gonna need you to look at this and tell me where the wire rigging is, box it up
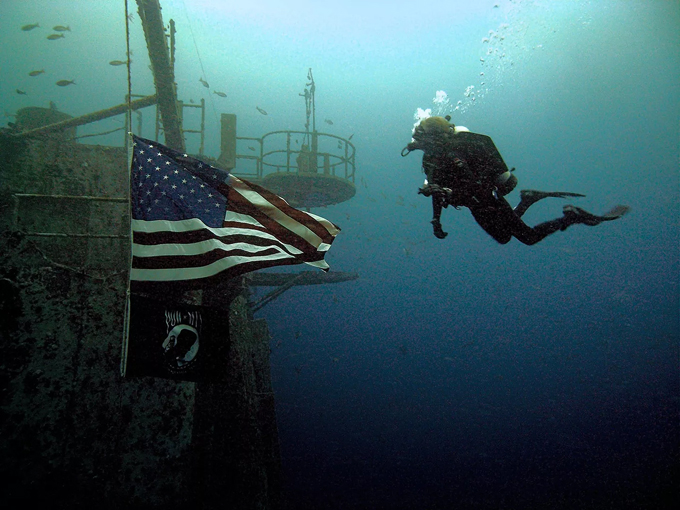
[124,0,133,137]
[179,0,219,125]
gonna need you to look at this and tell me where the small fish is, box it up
[348,133,354,140]
[52,25,71,32]
[248,146,256,151]
[337,141,342,149]
[199,77,209,88]
[256,106,268,115]
[29,70,45,76]
[213,91,227,97]
[21,23,40,31]
[16,89,27,95]
[47,33,65,40]
[324,118,333,125]
[56,80,75,87]
[109,60,128,66]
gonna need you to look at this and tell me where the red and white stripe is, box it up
[131,176,339,282]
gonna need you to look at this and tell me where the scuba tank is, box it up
[494,168,518,197]
[437,130,517,199]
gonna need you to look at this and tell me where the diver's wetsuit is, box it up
[415,127,628,244]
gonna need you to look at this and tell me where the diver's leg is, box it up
[514,217,567,245]
[514,189,586,218]
[512,204,631,245]
[469,200,514,245]
[475,197,576,246]
[469,196,568,245]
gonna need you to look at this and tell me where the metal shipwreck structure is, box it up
[0,0,357,508]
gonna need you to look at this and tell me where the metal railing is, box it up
[234,130,356,182]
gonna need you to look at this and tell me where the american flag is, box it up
[129,135,340,282]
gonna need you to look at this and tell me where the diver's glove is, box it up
[419,184,452,199]
[431,219,448,239]
[418,184,435,197]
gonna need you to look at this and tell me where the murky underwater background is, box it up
[1,1,678,508]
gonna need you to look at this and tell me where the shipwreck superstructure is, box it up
[0,0,357,508]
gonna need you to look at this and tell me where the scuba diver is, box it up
[401,116,629,243]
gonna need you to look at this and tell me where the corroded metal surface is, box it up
[0,134,280,508]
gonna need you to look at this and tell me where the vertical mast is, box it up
[136,0,185,151]
[308,69,318,155]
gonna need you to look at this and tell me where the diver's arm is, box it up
[430,194,448,239]
[417,177,449,239]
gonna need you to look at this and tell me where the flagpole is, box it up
[121,0,135,377]
[120,132,134,377]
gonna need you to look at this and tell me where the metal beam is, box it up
[11,95,157,139]
[136,0,185,151]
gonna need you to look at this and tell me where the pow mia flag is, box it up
[122,293,228,382]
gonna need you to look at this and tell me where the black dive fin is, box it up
[520,189,586,201]
[563,204,630,227]
[601,204,631,220]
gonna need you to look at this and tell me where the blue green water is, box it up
[2,1,678,508]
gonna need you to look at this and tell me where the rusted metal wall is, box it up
[0,133,280,509]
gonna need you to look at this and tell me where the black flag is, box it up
[122,293,229,382]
